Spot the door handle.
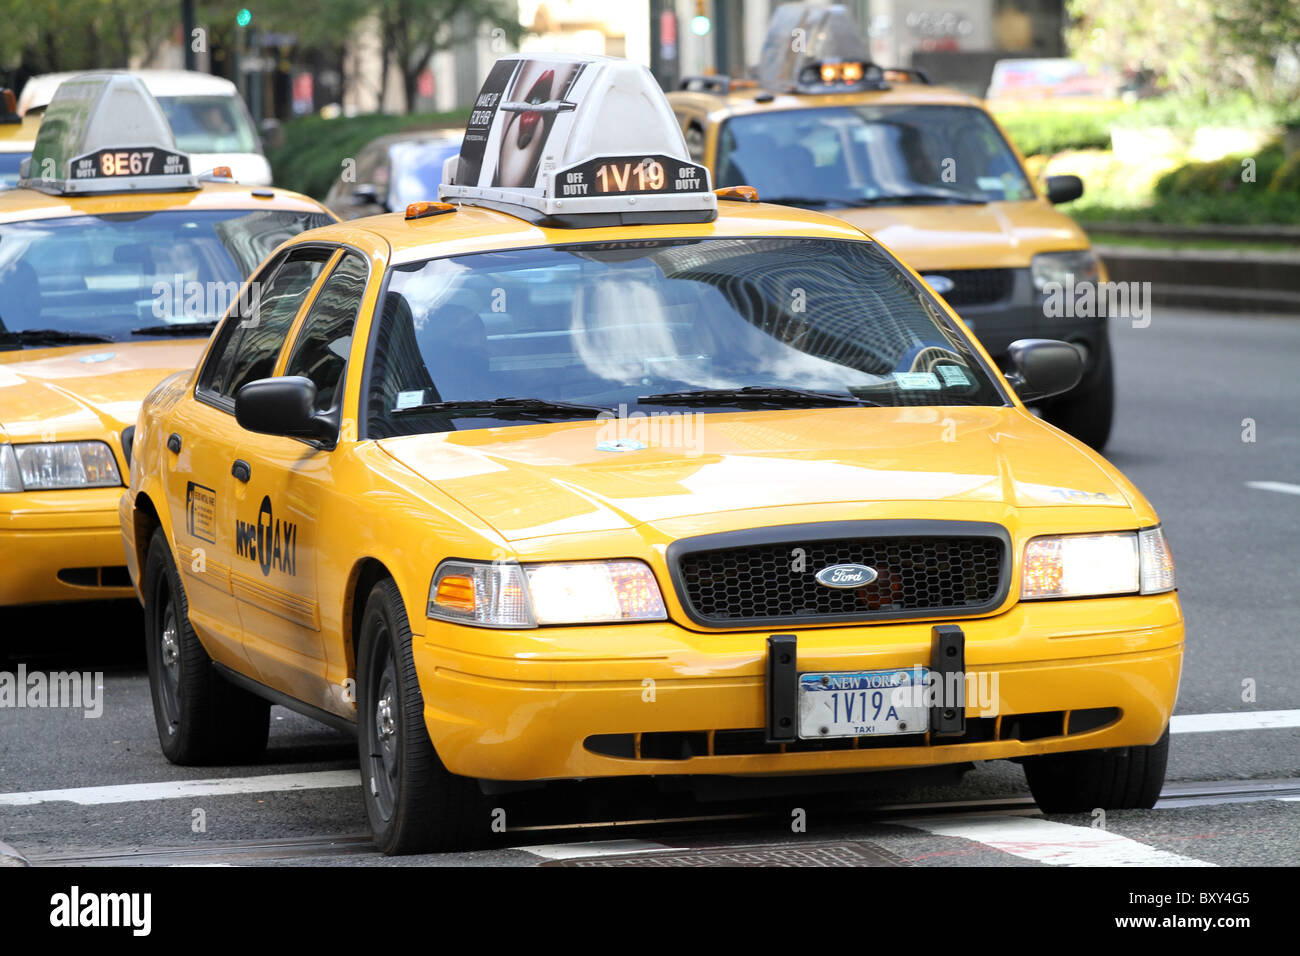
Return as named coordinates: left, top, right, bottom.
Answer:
left=166, top=433, right=182, bottom=454
left=231, top=459, right=251, bottom=483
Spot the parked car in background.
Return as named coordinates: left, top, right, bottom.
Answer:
left=324, top=131, right=462, bottom=219
left=16, top=70, right=272, bottom=185
left=0, top=89, right=39, bottom=190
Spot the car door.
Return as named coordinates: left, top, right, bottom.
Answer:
left=188, top=245, right=333, bottom=677
left=230, top=248, right=370, bottom=703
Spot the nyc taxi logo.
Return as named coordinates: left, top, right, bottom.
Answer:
left=234, top=495, right=297, bottom=577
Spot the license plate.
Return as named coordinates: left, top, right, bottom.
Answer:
left=798, top=668, right=929, bottom=739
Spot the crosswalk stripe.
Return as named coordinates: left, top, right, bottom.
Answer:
left=0, top=770, right=361, bottom=806
left=900, top=815, right=1215, bottom=866
left=519, top=839, right=675, bottom=860
left=1171, top=709, right=1300, bottom=733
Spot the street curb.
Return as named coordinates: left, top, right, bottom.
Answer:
left=0, top=840, right=31, bottom=867
left=1086, top=221, right=1300, bottom=244
left=1096, top=246, right=1300, bottom=315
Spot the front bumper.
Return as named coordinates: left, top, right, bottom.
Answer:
left=414, top=593, right=1183, bottom=781
left=0, top=487, right=134, bottom=606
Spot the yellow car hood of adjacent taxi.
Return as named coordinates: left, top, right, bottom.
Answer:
left=377, top=406, right=1138, bottom=543
left=0, top=340, right=204, bottom=442
left=830, top=200, right=1089, bottom=272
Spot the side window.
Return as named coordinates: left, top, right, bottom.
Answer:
left=201, top=248, right=330, bottom=402
left=284, top=251, right=369, bottom=412
left=684, top=120, right=706, bottom=163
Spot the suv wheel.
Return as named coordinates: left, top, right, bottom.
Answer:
left=1040, top=341, right=1114, bottom=451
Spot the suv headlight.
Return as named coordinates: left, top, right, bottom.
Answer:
left=1031, top=249, right=1100, bottom=293
left=428, top=559, right=668, bottom=628
left=1021, top=527, right=1174, bottom=599
left=0, top=441, right=122, bottom=492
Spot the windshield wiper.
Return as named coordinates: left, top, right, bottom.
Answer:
left=638, top=386, right=884, bottom=408
left=391, top=397, right=616, bottom=419
left=131, top=321, right=219, bottom=337
left=0, top=329, right=115, bottom=347
left=856, top=191, right=986, bottom=206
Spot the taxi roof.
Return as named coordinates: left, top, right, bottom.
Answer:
left=0, top=180, right=329, bottom=224
left=17, top=69, right=240, bottom=115
left=670, top=81, right=983, bottom=122
left=0, top=115, right=40, bottom=152
left=291, top=198, right=873, bottom=267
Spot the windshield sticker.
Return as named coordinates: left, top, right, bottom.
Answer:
left=976, top=176, right=1005, bottom=192
left=893, top=372, right=941, bottom=390
left=395, top=390, right=425, bottom=410
left=936, top=365, right=971, bottom=387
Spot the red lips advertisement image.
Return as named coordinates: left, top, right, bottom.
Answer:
left=454, top=55, right=589, bottom=190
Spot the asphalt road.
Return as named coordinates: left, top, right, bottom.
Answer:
left=0, top=307, right=1296, bottom=868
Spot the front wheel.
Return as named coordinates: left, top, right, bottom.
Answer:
left=1023, top=729, right=1169, bottom=813
left=356, top=578, right=486, bottom=854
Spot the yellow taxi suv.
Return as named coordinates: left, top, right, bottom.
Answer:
left=668, top=4, right=1114, bottom=450
left=123, top=53, right=1183, bottom=855
left=0, top=74, right=334, bottom=607
left=0, top=88, right=40, bottom=190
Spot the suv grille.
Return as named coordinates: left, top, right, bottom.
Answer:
left=670, top=522, right=1009, bottom=627
left=929, top=268, right=1014, bottom=306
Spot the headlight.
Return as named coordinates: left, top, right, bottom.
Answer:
left=428, top=559, right=667, bottom=627
left=0, top=441, right=122, bottom=492
left=1031, top=250, right=1100, bottom=293
left=1021, top=528, right=1175, bottom=599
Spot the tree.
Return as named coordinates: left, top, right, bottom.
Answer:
left=1066, top=0, right=1300, bottom=102
left=376, top=0, right=525, bottom=113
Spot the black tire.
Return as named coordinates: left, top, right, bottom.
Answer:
left=1040, top=343, right=1114, bottom=451
left=356, top=577, right=486, bottom=855
left=143, top=527, right=269, bottom=765
left=1023, top=729, right=1169, bottom=814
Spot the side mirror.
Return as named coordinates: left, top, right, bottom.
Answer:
left=1005, top=339, right=1084, bottom=403
left=235, top=376, right=336, bottom=443
left=1044, top=174, right=1084, bottom=205
left=351, top=183, right=381, bottom=206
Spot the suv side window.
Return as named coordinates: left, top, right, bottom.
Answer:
left=283, top=251, right=369, bottom=413
left=200, top=247, right=330, bottom=403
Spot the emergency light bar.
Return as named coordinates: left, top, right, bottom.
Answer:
left=440, top=53, right=716, bottom=227
left=18, top=74, right=197, bottom=195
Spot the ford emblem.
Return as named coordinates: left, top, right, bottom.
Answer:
left=814, top=563, right=878, bottom=589
left=922, top=274, right=955, bottom=296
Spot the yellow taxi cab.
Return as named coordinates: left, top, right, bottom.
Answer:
left=123, top=52, right=1182, bottom=855
left=0, top=74, right=335, bottom=607
left=668, top=4, right=1114, bottom=450
left=0, top=89, right=40, bottom=189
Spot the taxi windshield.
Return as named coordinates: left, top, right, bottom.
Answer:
left=366, top=237, right=1005, bottom=437
left=0, top=208, right=333, bottom=341
left=715, top=105, right=1035, bottom=208
left=156, top=95, right=259, bottom=154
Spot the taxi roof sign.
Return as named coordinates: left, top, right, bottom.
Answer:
left=20, top=74, right=196, bottom=195
left=440, top=54, right=715, bottom=227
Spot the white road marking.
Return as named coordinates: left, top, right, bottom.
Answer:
left=902, top=815, right=1215, bottom=867
left=1245, top=480, right=1300, bottom=496
left=1171, top=710, right=1300, bottom=734
left=0, top=770, right=361, bottom=807
left=520, top=839, right=675, bottom=860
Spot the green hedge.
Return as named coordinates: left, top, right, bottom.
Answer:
left=994, top=105, right=1126, bottom=157
left=268, top=110, right=470, bottom=200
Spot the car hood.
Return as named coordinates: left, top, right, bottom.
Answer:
left=830, top=200, right=1089, bottom=271
left=0, top=340, right=204, bottom=444
left=377, top=406, right=1138, bottom=543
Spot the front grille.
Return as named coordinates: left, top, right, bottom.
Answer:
left=670, top=522, right=1008, bottom=627
left=929, top=268, right=1014, bottom=306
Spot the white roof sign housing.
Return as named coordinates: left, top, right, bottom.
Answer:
left=20, top=73, right=196, bottom=195
left=440, top=54, right=716, bottom=227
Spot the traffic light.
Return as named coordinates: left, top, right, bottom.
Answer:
left=691, top=0, right=710, bottom=36
left=236, top=8, right=252, bottom=27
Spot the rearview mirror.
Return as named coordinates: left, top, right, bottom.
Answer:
left=1005, top=339, right=1084, bottom=403
left=1045, top=175, right=1084, bottom=205
left=235, top=376, right=337, bottom=444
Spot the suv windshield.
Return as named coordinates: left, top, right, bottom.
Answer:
left=366, top=237, right=1006, bottom=437
left=0, top=208, right=334, bottom=341
left=716, top=105, right=1035, bottom=208
left=156, top=95, right=259, bottom=154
